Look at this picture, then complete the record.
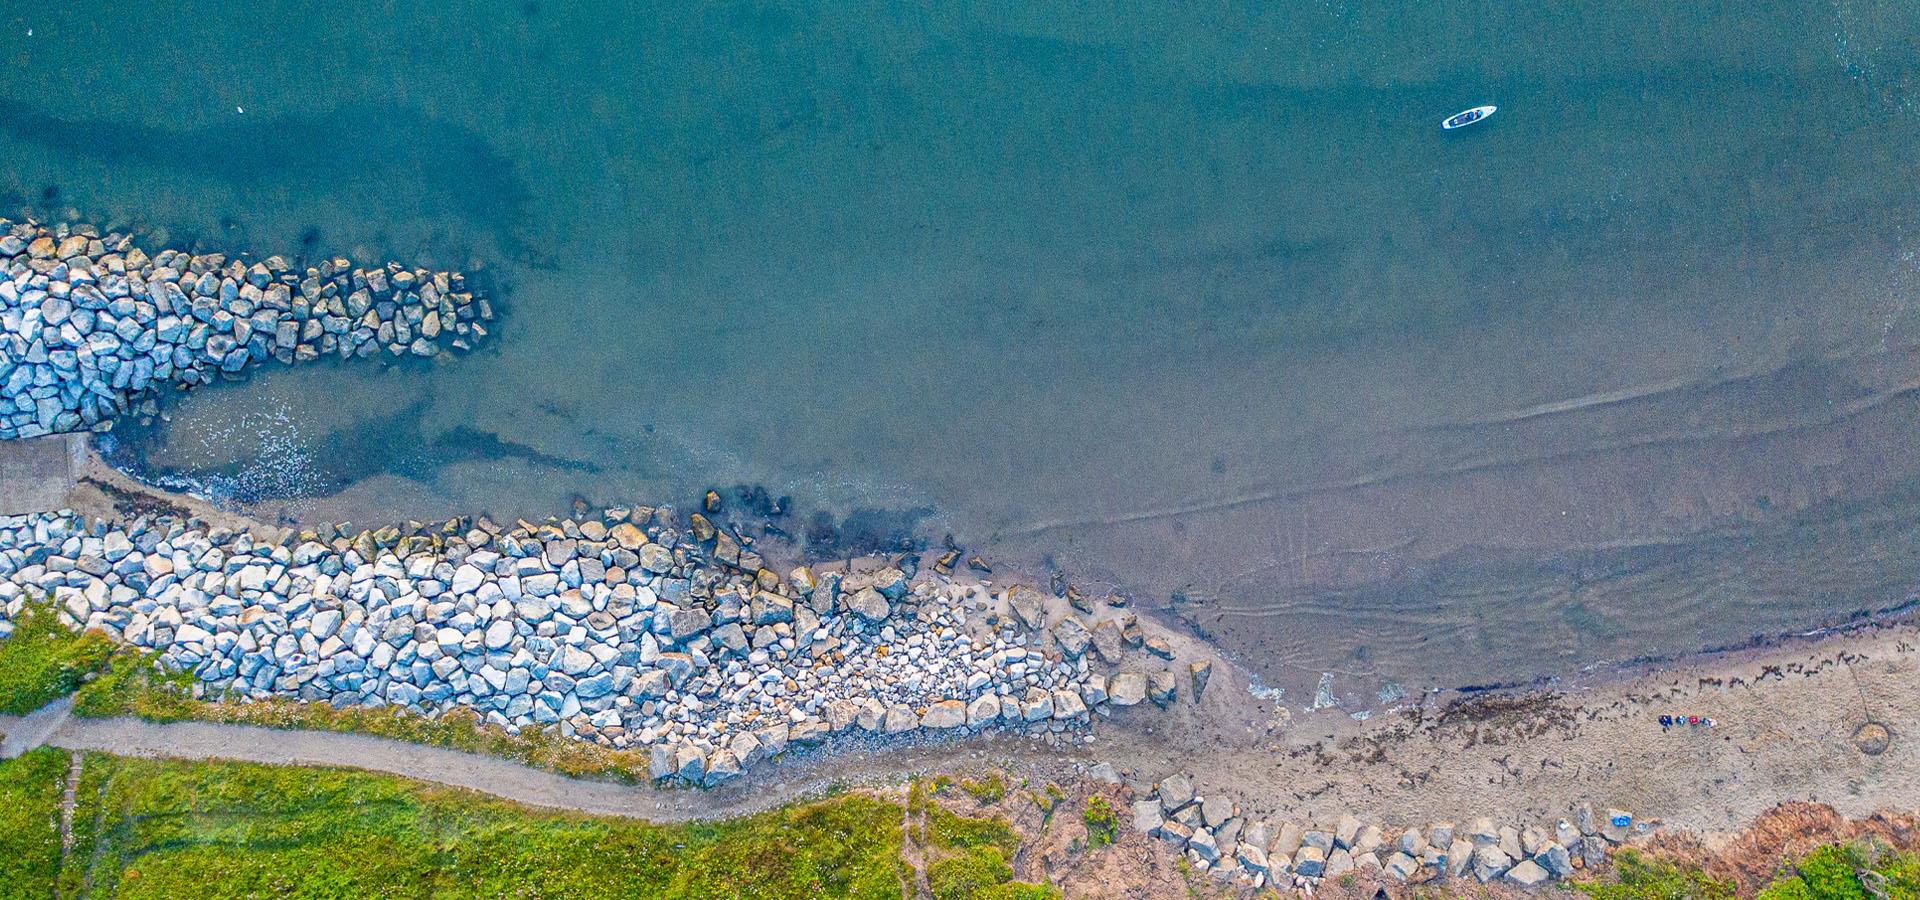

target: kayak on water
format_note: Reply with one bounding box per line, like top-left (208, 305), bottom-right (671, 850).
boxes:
top-left (1441, 105), bottom-right (1497, 130)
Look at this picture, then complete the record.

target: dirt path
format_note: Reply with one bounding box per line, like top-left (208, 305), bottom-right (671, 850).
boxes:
top-left (1, 695), bottom-right (73, 760)
top-left (60, 751), bottom-right (81, 853)
top-left (27, 709), bottom-right (1089, 823)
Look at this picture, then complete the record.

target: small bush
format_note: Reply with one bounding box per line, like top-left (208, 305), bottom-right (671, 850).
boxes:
top-left (1759, 841), bottom-right (1920, 900)
top-left (1083, 796), bottom-right (1118, 848)
top-left (0, 597), bottom-right (114, 714)
top-left (930, 846), bottom-right (1016, 899)
top-left (960, 773), bottom-right (1007, 804)
top-left (1575, 849), bottom-right (1736, 900)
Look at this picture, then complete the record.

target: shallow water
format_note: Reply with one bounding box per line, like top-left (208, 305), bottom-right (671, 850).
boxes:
top-left (6, 0), bottom-right (1920, 703)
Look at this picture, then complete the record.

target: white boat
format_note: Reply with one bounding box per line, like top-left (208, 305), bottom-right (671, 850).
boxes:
top-left (1441, 105), bottom-right (1497, 130)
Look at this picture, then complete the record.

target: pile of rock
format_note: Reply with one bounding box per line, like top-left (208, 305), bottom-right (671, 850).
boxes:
top-left (0, 508), bottom-right (1193, 785)
top-left (1132, 772), bottom-right (1643, 890)
top-left (0, 218), bottom-right (494, 439)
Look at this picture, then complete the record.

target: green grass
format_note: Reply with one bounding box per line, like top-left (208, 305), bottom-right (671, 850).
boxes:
top-left (1575, 850), bottom-right (1737, 900)
top-left (959, 773), bottom-right (1008, 804)
top-left (71, 647), bottom-right (655, 783)
top-left (0, 747), bottom-right (67, 900)
top-left (1083, 796), bottom-right (1118, 849)
top-left (0, 597), bottom-right (115, 714)
top-left (60, 753), bottom-right (914, 899)
top-left (913, 781), bottom-right (1057, 900)
top-left (1757, 841), bottom-right (1920, 900)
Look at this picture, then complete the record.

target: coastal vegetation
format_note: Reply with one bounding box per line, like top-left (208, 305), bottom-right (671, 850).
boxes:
top-left (1577, 844), bottom-right (1920, 900)
top-left (0, 753), bottom-right (1059, 899)
top-left (0, 747), bottom-right (67, 900)
top-left (1576, 851), bottom-right (1737, 900)
top-left (0, 597), bottom-right (112, 714)
top-left (911, 778), bottom-right (1058, 900)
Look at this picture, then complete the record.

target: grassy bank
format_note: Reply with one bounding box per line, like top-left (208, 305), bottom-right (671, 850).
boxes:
top-left (0, 747), bottom-right (67, 900)
top-left (0, 598), bottom-right (113, 714)
top-left (31, 753), bottom-right (920, 899)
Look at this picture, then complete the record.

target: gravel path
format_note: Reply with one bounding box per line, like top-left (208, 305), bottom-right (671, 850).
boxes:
top-left (37, 714), bottom-right (722, 821)
top-left (8, 705), bottom-right (1071, 823)
top-left (0, 695), bottom-right (72, 760)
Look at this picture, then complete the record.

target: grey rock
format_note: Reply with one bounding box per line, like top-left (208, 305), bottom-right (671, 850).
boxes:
top-left (1053, 616), bottom-right (1091, 657)
top-left (1271, 822), bottom-right (1305, 858)
top-left (1535, 842), bottom-right (1574, 878)
top-left (1189, 827), bottom-right (1220, 863)
top-left (1132, 800), bottom-right (1165, 835)
top-left (920, 699), bottom-right (966, 729)
top-left (1201, 795), bottom-right (1234, 830)
top-left (1385, 851), bottom-right (1420, 881)
top-left (846, 587), bottom-right (889, 623)
top-left (1292, 845), bottom-right (1327, 878)
top-left (1325, 847), bottom-right (1355, 877)
top-left (1473, 845), bottom-right (1513, 882)
top-left (1147, 670), bottom-right (1177, 707)
top-left (1189, 659), bottom-right (1212, 697)
top-left (1007, 586), bottom-right (1046, 631)
top-left (1157, 773), bottom-right (1195, 811)
top-left (1335, 814), bottom-right (1363, 849)
top-left (1505, 859), bottom-right (1549, 887)
top-left (668, 605), bottom-right (711, 641)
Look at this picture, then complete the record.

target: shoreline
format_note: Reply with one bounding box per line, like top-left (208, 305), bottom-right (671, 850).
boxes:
top-left (84, 429), bottom-right (1920, 726)
top-left (1, 218), bottom-right (1916, 893)
top-left (2, 460), bottom-right (1916, 890)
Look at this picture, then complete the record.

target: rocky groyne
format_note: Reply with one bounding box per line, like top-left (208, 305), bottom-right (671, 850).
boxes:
top-left (1133, 771), bottom-right (1645, 890)
top-left (0, 507), bottom-right (1192, 785)
top-left (0, 218), bottom-right (494, 439)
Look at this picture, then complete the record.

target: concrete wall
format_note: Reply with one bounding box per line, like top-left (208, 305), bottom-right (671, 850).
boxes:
top-left (0, 434), bottom-right (81, 515)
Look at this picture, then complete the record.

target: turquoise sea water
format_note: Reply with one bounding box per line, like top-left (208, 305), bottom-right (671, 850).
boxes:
top-left (5, 1), bottom-right (1920, 702)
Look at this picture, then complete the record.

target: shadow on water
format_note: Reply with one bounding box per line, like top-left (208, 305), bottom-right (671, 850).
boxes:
top-left (100, 394), bottom-right (599, 507)
top-left (0, 98), bottom-right (545, 267)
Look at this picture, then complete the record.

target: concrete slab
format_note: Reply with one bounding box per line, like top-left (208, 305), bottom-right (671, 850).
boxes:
top-left (0, 433), bottom-right (81, 515)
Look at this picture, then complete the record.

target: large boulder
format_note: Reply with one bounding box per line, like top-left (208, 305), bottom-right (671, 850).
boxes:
top-left (846, 587), bottom-right (890, 623)
top-left (920, 699), bottom-right (966, 729)
top-left (1007, 586), bottom-right (1046, 631)
top-left (1053, 617), bottom-right (1091, 657)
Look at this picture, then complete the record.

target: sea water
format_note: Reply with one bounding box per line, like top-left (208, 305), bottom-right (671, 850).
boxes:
top-left (5, 0), bottom-right (1920, 702)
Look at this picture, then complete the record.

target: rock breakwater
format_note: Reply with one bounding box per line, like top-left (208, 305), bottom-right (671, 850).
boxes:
top-left (1133, 772), bottom-right (1647, 890)
top-left (0, 507), bottom-right (1190, 785)
top-left (0, 218), bottom-right (494, 439)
